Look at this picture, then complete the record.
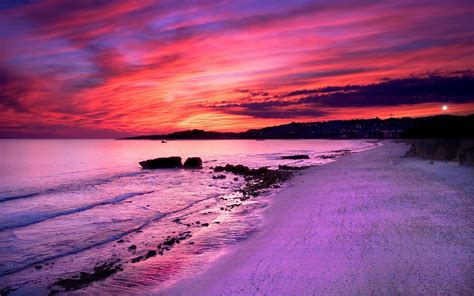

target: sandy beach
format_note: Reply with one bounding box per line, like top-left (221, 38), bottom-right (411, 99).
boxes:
top-left (161, 141), bottom-right (474, 295)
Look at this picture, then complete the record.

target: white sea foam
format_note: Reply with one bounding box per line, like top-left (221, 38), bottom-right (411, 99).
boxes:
top-left (0, 139), bottom-right (376, 294)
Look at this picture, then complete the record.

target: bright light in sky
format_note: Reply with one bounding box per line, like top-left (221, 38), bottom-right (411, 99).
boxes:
top-left (442, 105), bottom-right (448, 111)
top-left (1, 1), bottom-right (474, 138)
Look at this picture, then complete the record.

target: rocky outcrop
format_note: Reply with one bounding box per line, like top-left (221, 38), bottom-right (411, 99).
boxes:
top-left (404, 140), bottom-right (459, 161)
top-left (404, 139), bottom-right (474, 166)
top-left (278, 165), bottom-right (308, 170)
top-left (183, 157), bottom-right (203, 169)
top-left (48, 262), bottom-right (123, 293)
top-left (240, 169), bottom-right (291, 199)
top-left (0, 287), bottom-right (16, 295)
top-left (214, 164), bottom-right (278, 177)
top-left (320, 155), bottom-right (336, 159)
top-left (213, 163), bottom-right (291, 198)
top-left (131, 250), bottom-right (157, 263)
top-left (139, 157), bottom-right (182, 169)
top-left (457, 139), bottom-right (474, 166)
top-left (405, 143), bottom-right (417, 157)
top-left (214, 164), bottom-right (251, 175)
top-left (281, 154), bottom-right (310, 160)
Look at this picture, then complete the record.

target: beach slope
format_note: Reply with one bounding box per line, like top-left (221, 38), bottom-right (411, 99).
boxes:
top-left (162, 141), bottom-right (474, 295)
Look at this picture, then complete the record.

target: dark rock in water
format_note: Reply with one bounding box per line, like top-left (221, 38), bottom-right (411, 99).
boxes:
top-left (34, 265), bottom-right (42, 270)
top-left (278, 165), bottom-right (308, 170)
top-left (213, 163), bottom-right (293, 199)
top-left (233, 164), bottom-right (251, 174)
top-left (213, 166), bottom-right (225, 172)
top-left (117, 239), bottom-right (124, 243)
top-left (233, 177), bottom-right (239, 181)
top-left (201, 223), bottom-right (209, 227)
top-left (128, 245), bottom-right (137, 250)
top-left (160, 231), bottom-right (192, 251)
top-left (163, 237), bottom-right (177, 246)
top-left (184, 157), bottom-right (203, 169)
top-left (333, 149), bottom-right (351, 153)
top-left (281, 154), bottom-right (310, 160)
top-left (214, 164), bottom-right (250, 175)
top-left (131, 250), bottom-right (158, 263)
top-left (0, 286), bottom-right (17, 295)
top-left (131, 256), bottom-right (141, 263)
top-left (240, 169), bottom-right (291, 199)
top-left (213, 175), bottom-right (226, 179)
top-left (48, 262), bottom-right (122, 293)
top-left (139, 157), bottom-right (182, 169)
top-left (145, 250), bottom-right (157, 258)
top-left (214, 164), bottom-right (276, 176)
top-left (250, 167), bottom-right (269, 175)
top-left (320, 155), bottom-right (336, 159)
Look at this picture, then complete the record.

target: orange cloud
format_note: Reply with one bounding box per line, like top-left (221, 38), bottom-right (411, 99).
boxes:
top-left (0, 0), bottom-right (473, 137)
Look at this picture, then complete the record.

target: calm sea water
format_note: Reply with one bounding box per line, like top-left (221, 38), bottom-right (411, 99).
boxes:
top-left (0, 139), bottom-right (375, 295)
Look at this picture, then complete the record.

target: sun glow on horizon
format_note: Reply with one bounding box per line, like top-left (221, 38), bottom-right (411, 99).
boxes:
top-left (1, 1), bottom-right (474, 138)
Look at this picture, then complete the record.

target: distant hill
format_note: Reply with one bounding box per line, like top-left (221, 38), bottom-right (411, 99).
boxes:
top-left (122, 114), bottom-right (474, 140)
top-left (124, 129), bottom-right (239, 140)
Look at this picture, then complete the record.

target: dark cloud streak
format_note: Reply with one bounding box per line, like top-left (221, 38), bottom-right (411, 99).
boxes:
top-left (211, 73), bottom-right (474, 119)
top-left (299, 73), bottom-right (474, 107)
top-left (0, 65), bottom-right (31, 112)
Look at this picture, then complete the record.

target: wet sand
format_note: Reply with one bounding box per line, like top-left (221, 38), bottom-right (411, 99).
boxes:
top-left (160, 141), bottom-right (474, 295)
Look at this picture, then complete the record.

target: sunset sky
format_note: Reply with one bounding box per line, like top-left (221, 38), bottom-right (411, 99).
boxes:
top-left (1, 0), bottom-right (474, 138)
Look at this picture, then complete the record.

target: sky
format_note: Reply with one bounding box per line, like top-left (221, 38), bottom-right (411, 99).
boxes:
top-left (1, 0), bottom-right (474, 138)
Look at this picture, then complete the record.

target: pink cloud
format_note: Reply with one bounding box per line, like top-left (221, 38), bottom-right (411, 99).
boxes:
top-left (0, 0), bottom-right (473, 137)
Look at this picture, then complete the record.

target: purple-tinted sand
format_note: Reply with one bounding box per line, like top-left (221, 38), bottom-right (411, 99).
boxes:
top-left (161, 142), bottom-right (474, 295)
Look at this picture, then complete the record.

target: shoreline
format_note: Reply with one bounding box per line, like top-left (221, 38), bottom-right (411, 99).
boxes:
top-left (1, 140), bottom-right (373, 295)
top-left (159, 140), bottom-right (474, 295)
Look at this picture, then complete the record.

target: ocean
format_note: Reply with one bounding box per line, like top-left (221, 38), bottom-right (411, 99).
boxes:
top-left (0, 139), bottom-right (375, 295)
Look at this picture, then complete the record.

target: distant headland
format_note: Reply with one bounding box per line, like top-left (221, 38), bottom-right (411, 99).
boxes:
top-left (122, 114), bottom-right (474, 140)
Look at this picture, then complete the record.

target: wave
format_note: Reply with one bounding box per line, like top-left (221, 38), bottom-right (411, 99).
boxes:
top-left (0, 171), bottom-right (148, 204)
top-left (0, 191), bottom-right (154, 232)
top-left (0, 192), bottom-right (40, 203)
top-left (0, 195), bottom-right (216, 278)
